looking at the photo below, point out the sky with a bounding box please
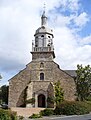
[0,0,91,86]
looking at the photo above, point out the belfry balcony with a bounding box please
[32,47,54,52]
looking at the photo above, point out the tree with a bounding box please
[0,85,9,104]
[75,64,91,101]
[54,81,64,105]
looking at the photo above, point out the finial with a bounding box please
[41,3,47,26]
[42,3,46,16]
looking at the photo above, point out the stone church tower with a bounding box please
[8,11,76,108]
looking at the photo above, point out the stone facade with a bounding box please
[8,11,76,108]
[8,60,76,108]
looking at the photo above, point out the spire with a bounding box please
[41,3,47,26]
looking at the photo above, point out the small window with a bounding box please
[41,35,44,37]
[40,62,44,68]
[48,36,50,38]
[35,44,38,47]
[40,73,44,80]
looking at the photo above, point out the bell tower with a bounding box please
[31,10,55,61]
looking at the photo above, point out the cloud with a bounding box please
[51,0,80,13]
[82,35,91,45]
[54,26,91,69]
[74,12,90,27]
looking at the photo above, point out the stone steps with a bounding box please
[11,107,45,117]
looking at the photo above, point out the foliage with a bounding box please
[86,95,91,101]
[0,109,17,120]
[29,113,42,119]
[54,101,91,115]
[47,97,54,108]
[54,81,64,105]
[85,101,91,111]
[75,64,91,101]
[26,98,35,105]
[40,108,54,116]
[0,85,9,104]
[47,97,55,104]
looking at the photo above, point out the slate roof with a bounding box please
[64,70,77,77]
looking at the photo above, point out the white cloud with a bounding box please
[68,0,81,12]
[80,35,91,45]
[74,12,90,27]
[51,14,74,27]
[52,0,80,13]
[54,26,91,69]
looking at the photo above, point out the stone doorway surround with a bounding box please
[35,89,47,108]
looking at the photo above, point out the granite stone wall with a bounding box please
[9,59,76,107]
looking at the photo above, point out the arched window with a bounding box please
[41,35,44,37]
[48,36,50,38]
[40,73,44,80]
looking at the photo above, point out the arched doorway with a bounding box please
[38,94,45,107]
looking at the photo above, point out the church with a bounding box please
[8,11,76,108]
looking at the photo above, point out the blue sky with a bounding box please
[0,0,91,86]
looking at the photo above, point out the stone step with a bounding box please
[11,107,45,117]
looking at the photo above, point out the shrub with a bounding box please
[0,109,11,120]
[47,97,55,108]
[54,81,64,105]
[85,101,91,111]
[0,109,17,120]
[29,113,42,119]
[86,95,91,101]
[40,108,54,116]
[47,97,55,104]
[54,101,90,115]
[10,111,17,120]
